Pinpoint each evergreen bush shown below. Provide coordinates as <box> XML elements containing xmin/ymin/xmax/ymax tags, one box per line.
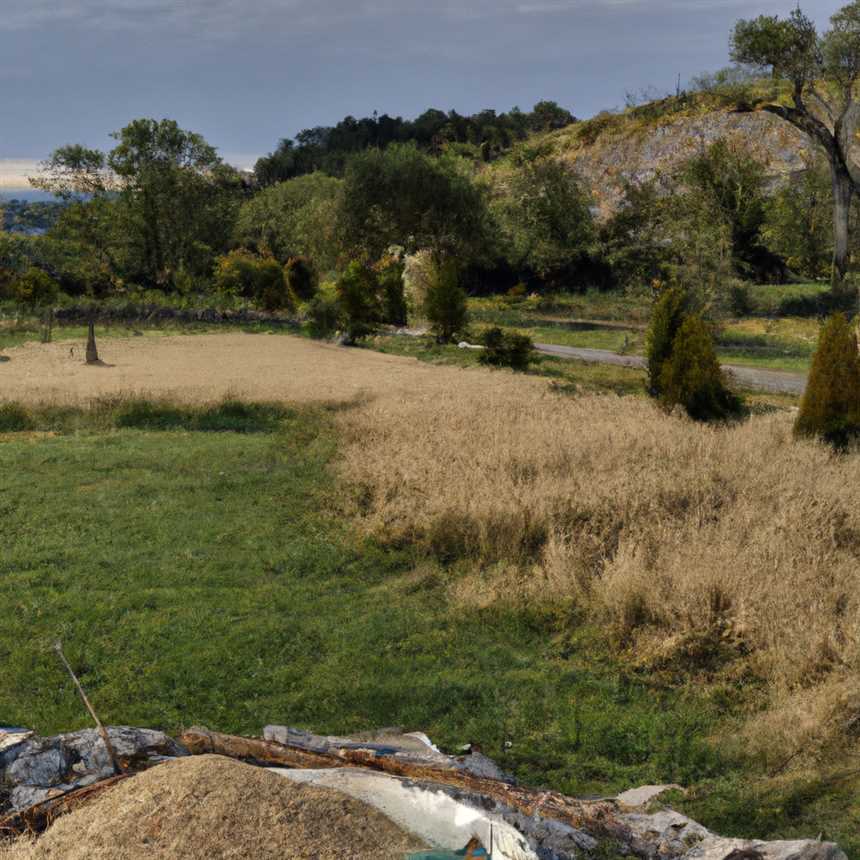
<box><xmin>284</xmin><ymin>256</ymin><xmax>318</xmax><ymax>302</ymax></box>
<box><xmin>646</xmin><ymin>286</ymin><xmax>690</xmax><ymax>396</ymax></box>
<box><xmin>423</xmin><ymin>258</ymin><xmax>468</xmax><ymax>343</ymax></box>
<box><xmin>335</xmin><ymin>262</ymin><xmax>382</xmax><ymax>344</ymax></box>
<box><xmin>377</xmin><ymin>256</ymin><xmax>408</xmax><ymax>326</ymax></box>
<box><xmin>479</xmin><ymin>327</ymin><xmax>534</xmax><ymax>371</ymax></box>
<box><xmin>795</xmin><ymin>313</ymin><xmax>860</xmax><ymax>447</ymax></box>
<box><xmin>307</xmin><ymin>284</ymin><xmax>340</xmax><ymax>339</ymax></box>
<box><xmin>660</xmin><ymin>315</ymin><xmax>742</xmax><ymax>422</ymax></box>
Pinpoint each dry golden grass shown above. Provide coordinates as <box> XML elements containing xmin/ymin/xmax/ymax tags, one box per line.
<box><xmin>337</xmin><ymin>384</ymin><xmax>860</xmax><ymax>770</ymax></box>
<box><xmin>2</xmin><ymin>332</ymin><xmax>857</xmax><ymax>768</ymax></box>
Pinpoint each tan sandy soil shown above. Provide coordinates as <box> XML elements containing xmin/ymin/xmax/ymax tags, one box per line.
<box><xmin>0</xmin><ymin>755</ymin><xmax>425</xmax><ymax>860</ymax></box>
<box><xmin>0</xmin><ymin>332</ymin><xmax>548</xmax><ymax>406</ymax></box>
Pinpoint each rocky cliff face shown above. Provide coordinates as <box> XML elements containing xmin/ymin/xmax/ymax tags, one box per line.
<box><xmin>545</xmin><ymin>107</ymin><xmax>815</xmax><ymax>217</ymax></box>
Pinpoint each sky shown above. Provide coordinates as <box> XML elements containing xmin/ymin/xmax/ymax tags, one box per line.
<box><xmin>0</xmin><ymin>0</ymin><xmax>841</xmax><ymax>183</ymax></box>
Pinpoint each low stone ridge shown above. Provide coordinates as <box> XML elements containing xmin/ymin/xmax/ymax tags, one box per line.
<box><xmin>1</xmin><ymin>726</ymin><xmax>848</xmax><ymax>860</ymax></box>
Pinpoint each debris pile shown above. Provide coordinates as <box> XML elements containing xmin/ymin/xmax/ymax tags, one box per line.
<box><xmin>0</xmin><ymin>725</ymin><xmax>849</xmax><ymax>860</ymax></box>
<box><xmin>0</xmin><ymin>754</ymin><xmax>424</xmax><ymax>860</ymax></box>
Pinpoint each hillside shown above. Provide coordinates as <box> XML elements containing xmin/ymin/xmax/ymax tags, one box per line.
<box><xmin>527</xmin><ymin>98</ymin><xmax>815</xmax><ymax>217</ymax></box>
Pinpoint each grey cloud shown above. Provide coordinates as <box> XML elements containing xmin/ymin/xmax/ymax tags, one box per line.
<box><xmin>0</xmin><ymin>0</ymin><xmax>779</xmax><ymax>33</ymax></box>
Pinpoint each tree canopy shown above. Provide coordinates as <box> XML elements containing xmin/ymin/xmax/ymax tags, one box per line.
<box><xmin>731</xmin><ymin>1</ymin><xmax>860</xmax><ymax>285</ymax></box>
<box><xmin>254</xmin><ymin>102</ymin><xmax>576</xmax><ymax>185</ymax></box>
<box><xmin>337</xmin><ymin>144</ymin><xmax>491</xmax><ymax>263</ymax></box>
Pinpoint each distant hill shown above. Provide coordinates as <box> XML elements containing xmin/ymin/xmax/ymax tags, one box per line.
<box><xmin>497</xmin><ymin>94</ymin><xmax>816</xmax><ymax>218</ymax></box>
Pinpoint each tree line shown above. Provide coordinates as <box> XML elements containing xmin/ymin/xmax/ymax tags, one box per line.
<box><xmin>253</xmin><ymin>101</ymin><xmax>576</xmax><ymax>185</ymax></box>
<box><xmin>3</xmin><ymin>2</ymin><xmax>860</xmax><ymax>336</ymax></box>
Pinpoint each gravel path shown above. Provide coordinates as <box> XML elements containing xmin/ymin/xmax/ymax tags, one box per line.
<box><xmin>535</xmin><ymin>343</ymin><xmax>807</xmax><ymax>395</ymax></box>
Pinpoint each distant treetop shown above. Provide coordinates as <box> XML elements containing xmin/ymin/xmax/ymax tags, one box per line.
<box><xmin>254</xmin><ymin>101</ymin><xmax>576</xmax><ymax>186</ymax></box>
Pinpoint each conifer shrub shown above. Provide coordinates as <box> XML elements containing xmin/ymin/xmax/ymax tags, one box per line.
<box><xmin>423</xmin><ymin>258</ymin><xmax>468</xmax><ymax>343</ymax></box>
<box><xmin>646</xmin><ymin>286</ymin><xmax>690</xmax><ymax>396</ymax></box>
<box><xmin>479</xmin><ymin>327</ymin><xmax>534</xmax><ymax>371</ymax></box>
<box><xmin>660</xmin><ymin>315</ymin><xmax>743</xmax><ymax>422</ymax></box>
<box><xmin>795</xmin><ymin>313</ymin><xmax>860</xmax><ymax>447</ymax></box>
<box><xmin>284</xmin><ymin>256</ymin><xmax>318</xmax><ymax>302</ymax></box>
<box><xmin>377</xmin><ymin>256</ymin><xmax>408</xmax><ymax>326</ymax></box>
<box><xmin>335</xmin><ymin>262</ymin><xmax>382</xmax><ymax>344</ymax></box>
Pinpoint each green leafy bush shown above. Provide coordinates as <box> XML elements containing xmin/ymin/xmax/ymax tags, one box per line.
<box><xmin>795</xmin><ymin>313</ymin><xmax>860</xmax><ymax>447</ymax></box>
<box><xmin>479</xmin><ymin>327</ymin><xmax>534</xmax><ymax>371</ymax></box>
<box><xmin>377</xmin><ymin>255</ymin><xmax>408</xmax><ymax>326</ymax></box>
<box><xmin>11</xmin><ymin>268</ymin><xmax>60</xmax><ymax>309</ymax></box>
<box><xmin>336</xmin><ymin>262</ymin><xmax>382</xmax><ymax>344</ymax></box>
<box><xmin>423</xmin><ymin>258</ymin><xmax>468</xmax><ymax>343</ymax></box>
<box><xmin>307</xmin><ymin>283</ymin><xmax>340</xmax><ymax>339</ymax></box>
<box><xmin>284</xmin><ymin>256</ymin><xmax>318</xmax><ymax>302</ymax></box>
<box><xmin>646</xmin><ymin>286</ymin><xmax>690</xmax><ymax>397</ymax></box>
<box><xmin>213</xmin><ymin>250</ymin><xmax>294</xmax><ymax>311</ymax></box>
<box><xmin>660</xmin><ymin>316</ymin><xmax>743</xmax><ymax>422</ymax></box>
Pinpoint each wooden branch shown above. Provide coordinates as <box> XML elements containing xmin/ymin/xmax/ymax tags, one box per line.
<box><xmin>54</xmin><ymin>642</ymin><xmax>120</xmax><ymax>773</ymax></box>
<box><xmin>760</xmin><ymin>103</ymin><xmax>837</xmax><ymax>154</ymax></box>
<box><xmin>179</xmin><ymin>728</ymin><xmax>628</xmax><ymax>840</ymax></box>
<box><xmin>0</xmin><ymin>775</ymin><xmax>132</xmax><ymax>840</ymax></box>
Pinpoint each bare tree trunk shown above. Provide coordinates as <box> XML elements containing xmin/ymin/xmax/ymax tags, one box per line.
<box><xmin>85</xmin><ymin>320</ymin><xmax>99</xmax><ymax>364</ymax></box>
<box><xmin>831</xmin><ymin>166</ymin><xmax>854</xmax><ymax>292</ymax></box>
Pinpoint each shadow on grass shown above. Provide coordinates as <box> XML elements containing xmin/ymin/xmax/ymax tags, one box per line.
<box><xmin>0</xmin><ymin>398</ymin><xmax>294</xmax><ymax>435</ymax></box>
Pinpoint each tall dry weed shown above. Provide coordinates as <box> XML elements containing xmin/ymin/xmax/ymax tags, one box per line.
<box><xmin>338</xmin><ymin>385</ymin><xmax>860</xmax><ymax>766</ymax></box>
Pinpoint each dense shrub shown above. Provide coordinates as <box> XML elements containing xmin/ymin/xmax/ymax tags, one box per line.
<box><xmin>336</xmin><ymin>262</ymin><xmax>382</xmax><ymax>344</ymax></box>
<box><xmin>377</xmin><ymin>256</ymin><xmax>408</xmax><ymax>326</ymax></box>
<box><xmin>284</xmin><ymin>256</ymin><xmax>318</xmax><ymax>302</ymax></box>
<box><xmin>0</xmin><ymin>402</ymin><xmax>35</xmax><ymax>433</ymax></box>
<box><xmin>214</xmin><ymin>251</ymin><xmax>294</xmax><ymax>312</ymax></box>
<box><xmin>795</xmin><ymin>313</ymin><xmax>860</xmax><ymax>447</ymax></box>
<box><xmin>646</xmin><ymin>286</ymin><xmax>690</xmax><ymax>397</ymax></box>
<box><xmin>660</xmin><ymin>316</ymin><xmax>743</xmax><ymax>422</ymax></box>
<box><xmin>423</xmin><ymin>258</ymin><xmax>468</xmax><ymax>343</ymax></box>
<box><xmin>307</xmin><ymin>283</ymin><xmax>340</xmax><ymax>339</ymax></box>
<box><xmin>492</xmin><ymin>157</ymin><xmax>594</xmax><ymax>289</ymax></box>
<box><xmin>11</xmin><ymin>268</ymin><xmax>60</xmax><ymax>309</ymax></box>
<box><xmin>727</xmin><ymin>281</ymin><xmax>753</xmax><ymax>317</ymax></box>
<box><xmin>479</xmin><ymin>327</ymin><xmax>534</xmax><ymax>371</ymax></box>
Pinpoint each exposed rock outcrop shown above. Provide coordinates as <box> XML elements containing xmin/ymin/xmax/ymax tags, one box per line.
<box><xmin>547</xmin><ymin>108</ymin><xmax>815</xmax><ymax>217</ymax></box>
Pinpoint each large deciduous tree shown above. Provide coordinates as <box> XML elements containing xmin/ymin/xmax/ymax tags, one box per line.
<box><xmin>337</xmin><ymin>144</ymin><xmax>490</xmax><ymax>264</ymax></box>
<box><xmin>731</xmin><ymin>2</ymin><xmax>860</xmax><ymax>288</ymax></box>
<box><xmin>33</xmin><ymin>119</ymin><xmax>243</xmax><ymax>291</ymax></box>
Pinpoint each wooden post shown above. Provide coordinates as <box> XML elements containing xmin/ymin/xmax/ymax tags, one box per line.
<box><xmin>85</xmin><ymin>320</ymin><xmax>99</xmax><ymax>364</ymax></box>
